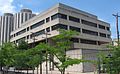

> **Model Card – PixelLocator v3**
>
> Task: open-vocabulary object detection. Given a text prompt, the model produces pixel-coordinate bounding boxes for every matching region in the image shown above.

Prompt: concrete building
[0,13,14,45]
[13,8,36,31]
[10,3,111,73]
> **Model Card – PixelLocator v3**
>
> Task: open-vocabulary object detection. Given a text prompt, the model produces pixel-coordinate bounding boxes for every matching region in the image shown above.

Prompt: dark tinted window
[80,39,97,45]
[81,19,97,27]
[70,26,80,32]
[99,33,106,37]
[27,27,29,31]
[25,13,27,21]
[70,38,79,43]
[33,29,45,37]
[106,27,110,31]
[31,20,45,29]
[82,29,98,36]
[46,17,50,23]
[16,29,26,36]
[27,35,29,39]
[69,16,80,23]
[51,13,67,20]
[99,24,105,29]
[51,24,68,30]
[46,27,50,32]
[107,34,110,38]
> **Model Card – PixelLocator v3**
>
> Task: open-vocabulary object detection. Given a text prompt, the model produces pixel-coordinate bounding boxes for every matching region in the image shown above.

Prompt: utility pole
[112,13,120,46]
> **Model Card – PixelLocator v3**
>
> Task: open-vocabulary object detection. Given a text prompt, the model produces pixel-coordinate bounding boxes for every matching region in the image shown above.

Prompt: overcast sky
[0,0,120,39]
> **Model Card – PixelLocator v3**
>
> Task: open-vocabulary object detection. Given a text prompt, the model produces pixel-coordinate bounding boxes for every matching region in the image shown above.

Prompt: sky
[0,0,120,39]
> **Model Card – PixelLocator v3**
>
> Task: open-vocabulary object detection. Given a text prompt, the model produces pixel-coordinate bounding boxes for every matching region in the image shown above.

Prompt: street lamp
[98,57,101,74]
[42,31,51,74]
[31,32,37,48]
[31,32,38,74]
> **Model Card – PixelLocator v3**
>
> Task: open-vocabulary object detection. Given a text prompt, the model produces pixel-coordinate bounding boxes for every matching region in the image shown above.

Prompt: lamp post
[31,32,37,48]
[31,32,38,74]
[43,31,51,74]
[98,57,101,74]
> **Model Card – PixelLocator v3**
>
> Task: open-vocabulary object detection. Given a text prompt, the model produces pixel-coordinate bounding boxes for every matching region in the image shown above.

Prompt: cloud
[0,0,16,14]
[18,4,23,8]
[33,12,39,15]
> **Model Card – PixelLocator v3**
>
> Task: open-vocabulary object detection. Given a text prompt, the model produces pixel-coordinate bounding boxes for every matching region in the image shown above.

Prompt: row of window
[71,38,108,45]
[51,24,110,38]
[51,24,81,32]
[11,23,110,39]
[51,13,110,31]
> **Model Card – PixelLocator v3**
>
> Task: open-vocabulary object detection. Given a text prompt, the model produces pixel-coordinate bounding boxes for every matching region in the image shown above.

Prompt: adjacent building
[0,9,35,45]
[0,13,14,45]
[10,3,111,73]
[13,8,36,31]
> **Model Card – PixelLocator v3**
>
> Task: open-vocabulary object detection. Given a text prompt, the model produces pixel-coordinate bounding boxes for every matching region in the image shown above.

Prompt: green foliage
[0,42,17,67]
[50,29,86,74]
[17,40,28,50]
[99,44,120,74]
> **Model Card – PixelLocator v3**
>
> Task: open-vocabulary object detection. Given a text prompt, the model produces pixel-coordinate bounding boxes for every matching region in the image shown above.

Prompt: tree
[0,42,17,72]
[43,29,87,74]
[99,45,120,74]
[17,40,28,50]
[26,46,45,74]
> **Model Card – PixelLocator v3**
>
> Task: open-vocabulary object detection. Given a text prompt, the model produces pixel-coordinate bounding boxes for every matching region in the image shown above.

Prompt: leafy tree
[99,45,120,74]
[0,42,17,72]
[17,40,28,50]
[44,29,87,74]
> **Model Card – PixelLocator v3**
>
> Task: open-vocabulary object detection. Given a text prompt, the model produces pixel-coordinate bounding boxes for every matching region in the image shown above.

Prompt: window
[32,29,45,37]
[27,27,29,31]
[106,27,110,31]
[51,24,68,30]
[46,17,50,23]
[31,20,45,29]
[80,39,97,45]
[99,33,106,37]
[70,26,80,32]
[14,34,15,37]
[25,13,27,21]
[51,14,58,20]
[16,29,26,36]
[21,13,23,24]
[81,19,97,27]
[99,24,105,29]
[69,16,80,23]
[51,13,67,20]
[70,38,79,43]
[107,34,110,38]
[82,29,98,36]
[58,13,67,19]
[27,35,29,39]
[46,27,50,32]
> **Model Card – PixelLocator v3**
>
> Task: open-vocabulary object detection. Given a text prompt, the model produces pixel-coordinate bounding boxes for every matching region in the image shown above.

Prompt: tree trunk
[27,69,28,74]
[0,64,2,71]
[33,68,34,74]
[37,67,38,74]
[40,63,42,74]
